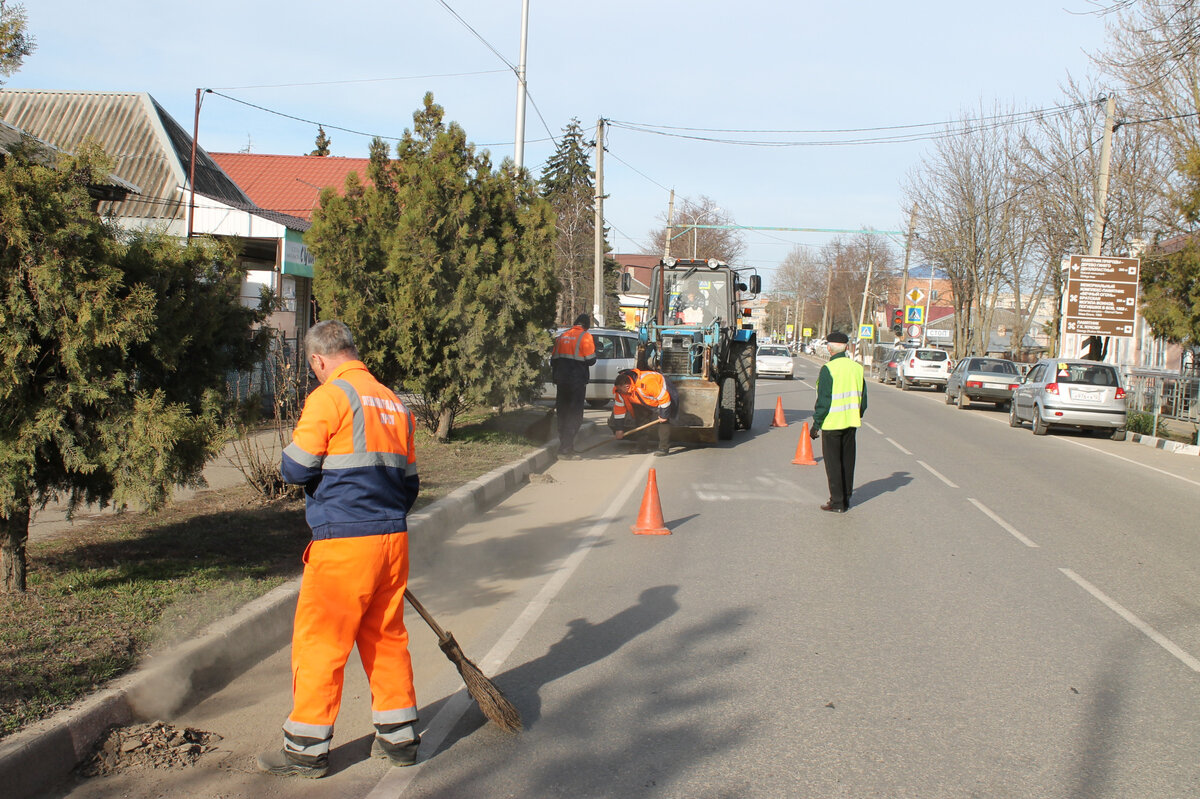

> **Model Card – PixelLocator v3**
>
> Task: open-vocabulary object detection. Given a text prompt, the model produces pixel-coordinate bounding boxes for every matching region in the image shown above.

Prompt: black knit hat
[574,313,592,329]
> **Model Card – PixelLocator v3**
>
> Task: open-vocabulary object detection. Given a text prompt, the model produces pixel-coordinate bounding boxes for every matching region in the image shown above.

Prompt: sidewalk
[29,430,281,543]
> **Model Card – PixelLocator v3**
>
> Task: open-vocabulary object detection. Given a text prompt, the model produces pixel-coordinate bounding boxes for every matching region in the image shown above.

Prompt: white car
[896,347,951,391]
[756,344,794,379]
[541,328,638,408]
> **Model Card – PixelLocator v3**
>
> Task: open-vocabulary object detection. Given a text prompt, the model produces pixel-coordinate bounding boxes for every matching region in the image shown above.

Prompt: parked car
[541,327,638,408]
[945,357,1021,410]
[874,346,909,385]
[756,344,795,379]
[896,347,950,391]
[1009,358,1127,440]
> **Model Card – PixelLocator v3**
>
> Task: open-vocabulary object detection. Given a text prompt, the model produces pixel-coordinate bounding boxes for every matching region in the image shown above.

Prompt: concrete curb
[0,437,561,799]
[1129,432,1200,456]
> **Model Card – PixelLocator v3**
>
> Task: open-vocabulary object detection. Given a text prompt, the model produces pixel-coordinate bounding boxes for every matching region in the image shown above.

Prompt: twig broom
[404,589,523,733]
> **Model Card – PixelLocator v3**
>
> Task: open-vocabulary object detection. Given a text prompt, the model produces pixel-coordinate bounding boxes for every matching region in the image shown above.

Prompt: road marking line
[367,461,650,798]
[863,421,883,435]
[1060,437,1200,489]
[1059,568,1200,674]
[917,460,959,488]
[886,437,912,455]
[967,498,1039,548]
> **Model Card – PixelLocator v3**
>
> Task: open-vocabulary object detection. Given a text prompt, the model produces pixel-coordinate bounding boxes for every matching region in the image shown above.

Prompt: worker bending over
[608,368,678,456]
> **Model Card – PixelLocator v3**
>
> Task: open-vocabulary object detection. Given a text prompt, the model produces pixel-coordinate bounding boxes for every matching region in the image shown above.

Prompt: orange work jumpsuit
[279,360,420,760]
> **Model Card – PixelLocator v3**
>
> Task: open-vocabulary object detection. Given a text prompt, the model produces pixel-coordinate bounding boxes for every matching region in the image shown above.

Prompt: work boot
[256,748,329,779]
[654,446,669,457]
[371,735,420,767]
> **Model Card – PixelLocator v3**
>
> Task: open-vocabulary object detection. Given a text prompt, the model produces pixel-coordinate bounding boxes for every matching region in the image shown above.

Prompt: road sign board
[907,323,923,339]
[906,287,925,305]
[859,324,874,340]
[905,305,924,324]
[1064,254,1139,338]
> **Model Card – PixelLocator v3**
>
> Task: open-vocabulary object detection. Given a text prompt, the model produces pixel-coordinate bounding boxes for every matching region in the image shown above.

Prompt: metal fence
[226,333,314,415]
[1123,368,1200,440]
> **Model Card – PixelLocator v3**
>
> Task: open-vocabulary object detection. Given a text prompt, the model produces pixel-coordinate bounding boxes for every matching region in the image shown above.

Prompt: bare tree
[646,195,747,264]
[774,246,826,341]
[905,105,1032,358]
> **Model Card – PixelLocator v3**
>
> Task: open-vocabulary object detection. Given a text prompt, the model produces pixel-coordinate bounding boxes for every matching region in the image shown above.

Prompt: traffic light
[891,308,903,335]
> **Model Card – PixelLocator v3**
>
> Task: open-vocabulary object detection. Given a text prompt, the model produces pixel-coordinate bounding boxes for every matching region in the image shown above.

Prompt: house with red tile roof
[208,153,371,222]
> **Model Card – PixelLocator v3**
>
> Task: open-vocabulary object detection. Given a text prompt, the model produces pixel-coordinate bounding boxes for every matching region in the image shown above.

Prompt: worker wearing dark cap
[550,314,596,459]
[810,331,867,512]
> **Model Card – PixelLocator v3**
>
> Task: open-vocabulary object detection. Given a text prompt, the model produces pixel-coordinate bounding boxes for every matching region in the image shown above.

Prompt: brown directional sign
[1065,255,1139,338]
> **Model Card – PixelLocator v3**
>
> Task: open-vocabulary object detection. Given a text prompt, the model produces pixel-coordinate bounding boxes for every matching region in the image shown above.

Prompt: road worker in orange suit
[550,313,596,459]
[608,368,678,456]
[258,320,421,779]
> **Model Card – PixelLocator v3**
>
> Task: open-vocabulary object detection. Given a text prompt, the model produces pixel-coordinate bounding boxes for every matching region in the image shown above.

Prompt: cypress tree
[308,93,557,441]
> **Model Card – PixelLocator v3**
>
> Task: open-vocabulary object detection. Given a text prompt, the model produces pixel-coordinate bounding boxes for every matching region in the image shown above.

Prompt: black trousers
[820,427,857,510]
[555,378,587,453]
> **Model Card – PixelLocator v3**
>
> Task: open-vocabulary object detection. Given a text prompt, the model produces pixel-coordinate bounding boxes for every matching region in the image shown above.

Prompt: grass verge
[0,406,546,740]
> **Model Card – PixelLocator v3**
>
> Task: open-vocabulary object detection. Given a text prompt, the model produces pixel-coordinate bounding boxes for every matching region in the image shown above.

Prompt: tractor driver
[608,368,678,456]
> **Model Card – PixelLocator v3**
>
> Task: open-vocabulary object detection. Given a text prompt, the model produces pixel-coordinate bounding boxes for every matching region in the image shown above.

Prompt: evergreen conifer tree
[310,125,331,157]
[307,94,556,441]
[0,145,268,592]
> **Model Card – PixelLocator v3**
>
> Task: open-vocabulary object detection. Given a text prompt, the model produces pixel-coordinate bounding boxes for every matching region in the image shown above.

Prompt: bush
[1126,410,1169,438]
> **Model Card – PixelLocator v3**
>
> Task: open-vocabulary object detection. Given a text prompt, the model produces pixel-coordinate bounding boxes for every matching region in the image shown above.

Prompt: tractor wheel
[734,345,756,430]
[719,376,736,441]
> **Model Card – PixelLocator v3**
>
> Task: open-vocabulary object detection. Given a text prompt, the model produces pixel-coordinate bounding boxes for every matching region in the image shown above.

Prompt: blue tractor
[629,257,761,442]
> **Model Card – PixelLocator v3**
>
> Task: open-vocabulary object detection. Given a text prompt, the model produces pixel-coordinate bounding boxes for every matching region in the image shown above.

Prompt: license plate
[1071,388,1101,402]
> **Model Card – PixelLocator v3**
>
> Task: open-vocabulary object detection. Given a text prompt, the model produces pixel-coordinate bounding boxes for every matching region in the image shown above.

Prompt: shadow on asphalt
[849,470,915,507]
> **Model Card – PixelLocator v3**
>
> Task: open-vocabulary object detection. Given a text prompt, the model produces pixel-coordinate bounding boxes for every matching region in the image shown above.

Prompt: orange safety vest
[551,325,596,363]
[612,369,673,420]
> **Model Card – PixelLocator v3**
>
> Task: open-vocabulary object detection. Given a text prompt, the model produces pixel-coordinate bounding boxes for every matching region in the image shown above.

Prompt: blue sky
[8,1,1112,285]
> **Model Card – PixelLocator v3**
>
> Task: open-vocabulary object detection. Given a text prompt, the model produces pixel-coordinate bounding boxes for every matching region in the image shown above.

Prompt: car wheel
[899,377,909,391]
[999,401,1011,412]
[1032,408,1049,436]
[1111,427,1127,441]
[957,390,969,410]
[1009,402,1022,428]
[944,388,954,405]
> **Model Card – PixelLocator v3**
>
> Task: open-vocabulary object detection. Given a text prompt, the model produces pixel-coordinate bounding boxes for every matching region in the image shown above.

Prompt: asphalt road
[55,358,1200,798]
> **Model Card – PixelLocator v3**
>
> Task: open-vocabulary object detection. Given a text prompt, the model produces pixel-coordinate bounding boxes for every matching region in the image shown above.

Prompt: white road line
[863,421,883,435]
[1060,568,1200,674]
[917,459,959,488]
[886,437,912,455]
[367,459,651,798]
[1060,437,1200,489]
[967,497,1040,548]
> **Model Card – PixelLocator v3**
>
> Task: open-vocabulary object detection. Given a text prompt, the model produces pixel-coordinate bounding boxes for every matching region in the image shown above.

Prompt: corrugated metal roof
[0,89,248,223]
[0,117,141,195]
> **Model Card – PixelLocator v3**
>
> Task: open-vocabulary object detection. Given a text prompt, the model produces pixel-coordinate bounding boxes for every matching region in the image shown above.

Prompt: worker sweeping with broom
[258,320,423,778]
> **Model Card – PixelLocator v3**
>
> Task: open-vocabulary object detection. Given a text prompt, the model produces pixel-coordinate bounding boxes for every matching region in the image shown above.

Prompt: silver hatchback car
[1009,358,1127,440]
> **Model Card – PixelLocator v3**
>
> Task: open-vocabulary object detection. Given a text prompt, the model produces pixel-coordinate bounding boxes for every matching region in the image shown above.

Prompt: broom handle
[578,419,663,453]
[403,589,451,645]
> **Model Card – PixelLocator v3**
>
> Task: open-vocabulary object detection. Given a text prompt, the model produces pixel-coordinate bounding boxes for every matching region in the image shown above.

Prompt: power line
[209,69,510,92]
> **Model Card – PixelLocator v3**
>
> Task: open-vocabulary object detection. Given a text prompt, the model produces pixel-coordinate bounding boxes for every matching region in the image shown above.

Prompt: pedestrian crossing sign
[905,305,924,324]
[859,323,874,340]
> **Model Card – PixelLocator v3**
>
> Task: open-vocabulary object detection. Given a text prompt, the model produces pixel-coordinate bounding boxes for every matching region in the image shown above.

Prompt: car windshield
[916,350,947,361]
[759,346,789,357]
[1054,363,1119,386]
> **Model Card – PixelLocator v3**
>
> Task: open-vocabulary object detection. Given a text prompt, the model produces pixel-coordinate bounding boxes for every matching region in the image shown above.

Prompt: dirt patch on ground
[79,721,224,777]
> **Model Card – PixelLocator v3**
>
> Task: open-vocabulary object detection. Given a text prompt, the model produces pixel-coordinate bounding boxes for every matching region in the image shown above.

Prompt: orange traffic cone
[770,396,788,427]
[792,423,818,465]
[631,468,671,536]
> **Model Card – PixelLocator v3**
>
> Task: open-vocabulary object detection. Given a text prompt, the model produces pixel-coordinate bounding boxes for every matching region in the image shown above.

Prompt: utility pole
[898,202,917,339]
[1078,94,1117,362]
[820,257,834,339]
[512,0,530,170]
[188,88,202,239]
[592,118,605,327]
[855,259,874,362]
[663,189,675,259]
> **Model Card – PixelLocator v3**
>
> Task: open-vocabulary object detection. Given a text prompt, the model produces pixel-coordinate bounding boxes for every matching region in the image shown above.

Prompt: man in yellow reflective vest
[810,331,867,513]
